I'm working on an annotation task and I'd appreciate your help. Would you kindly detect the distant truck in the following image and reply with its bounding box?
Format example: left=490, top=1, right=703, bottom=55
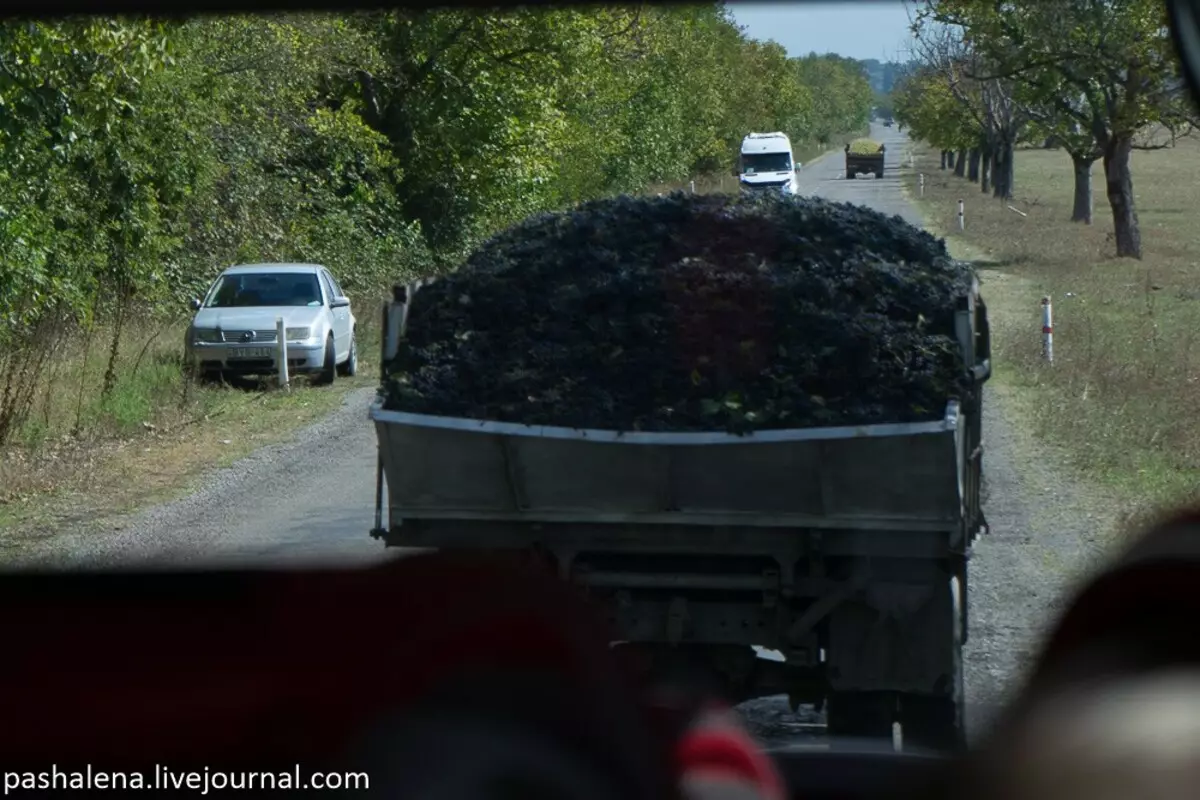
left=368, top=277, right=992, bottom=752
left=738, top=132, right=800, bottom=196
left=846, top=139, right=886, bottom=179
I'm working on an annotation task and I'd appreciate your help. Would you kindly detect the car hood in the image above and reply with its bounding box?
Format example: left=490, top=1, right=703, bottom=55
left=191, top=306, right=326, bottom=330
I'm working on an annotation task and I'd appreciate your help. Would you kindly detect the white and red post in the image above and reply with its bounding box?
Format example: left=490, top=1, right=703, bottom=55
left=1041, top=296, right=1054, bottom=363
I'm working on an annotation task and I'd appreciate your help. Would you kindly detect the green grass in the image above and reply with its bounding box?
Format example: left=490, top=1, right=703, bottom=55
left=906, top=137, right=1200, bottom=529
left=0, top=293, right=385, bottom=551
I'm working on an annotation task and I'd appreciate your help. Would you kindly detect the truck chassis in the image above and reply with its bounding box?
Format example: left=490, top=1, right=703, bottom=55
left=370, top=278, right=991, bottom=751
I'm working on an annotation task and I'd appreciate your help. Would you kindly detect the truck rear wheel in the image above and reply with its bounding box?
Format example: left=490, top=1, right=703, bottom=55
left=827, top=573, right=966, bottom=752
left=825, top=691, right=895, bottom=744
left=825, top=691, right=964, bottom=753
left=896, top=694, right=964, bottom=753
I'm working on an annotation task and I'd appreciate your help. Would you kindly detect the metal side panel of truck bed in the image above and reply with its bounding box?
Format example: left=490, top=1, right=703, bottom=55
left=369, top=400, right=970, bottom=535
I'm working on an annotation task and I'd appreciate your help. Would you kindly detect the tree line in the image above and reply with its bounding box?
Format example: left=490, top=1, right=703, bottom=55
left=0, top=7, right=873, bottom=445
left=892, top=0, right=1196, bottom=259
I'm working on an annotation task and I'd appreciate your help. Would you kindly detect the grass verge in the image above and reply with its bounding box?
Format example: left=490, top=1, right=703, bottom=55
left=905, top=138, right=1200, bottom=531
left=0, top=296, right=385, bottom=554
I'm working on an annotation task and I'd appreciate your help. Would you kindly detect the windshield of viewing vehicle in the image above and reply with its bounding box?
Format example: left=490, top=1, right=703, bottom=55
left=204, top=273, right=323, bottom=308
left=741, top=152, right=793, bottom=173
left=1, top=0, right=1198, bottom=760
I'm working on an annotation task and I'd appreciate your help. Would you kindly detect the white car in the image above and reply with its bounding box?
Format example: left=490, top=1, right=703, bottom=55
left=185, top=263, right=358, bottom=384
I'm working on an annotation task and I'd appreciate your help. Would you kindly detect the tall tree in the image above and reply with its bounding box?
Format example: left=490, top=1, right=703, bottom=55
left=919, top=0, right=1196, bottom=258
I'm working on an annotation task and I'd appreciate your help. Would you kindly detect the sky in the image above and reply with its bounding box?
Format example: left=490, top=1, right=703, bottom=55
left=726, top=1, right=917, bottom=62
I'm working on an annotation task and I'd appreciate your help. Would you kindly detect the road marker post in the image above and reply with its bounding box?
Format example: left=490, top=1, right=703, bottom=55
left=1042, top=296, right=1054, bottom=363
left=958, top=199, right=965, bottom=230
left=276, top=317, right=290, bottom=391
left=919, top=173, right=925, bottom=197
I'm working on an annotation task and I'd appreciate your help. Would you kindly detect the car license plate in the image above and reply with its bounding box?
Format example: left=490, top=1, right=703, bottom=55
left=228, top=347, right=274, bottom=359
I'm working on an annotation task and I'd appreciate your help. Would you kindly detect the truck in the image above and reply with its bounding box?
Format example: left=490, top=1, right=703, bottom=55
left=738, top=132, right=800, bottom=196
left=846, top=141, right=886, bottom=179
left=368, top=277, right=991, bottom=752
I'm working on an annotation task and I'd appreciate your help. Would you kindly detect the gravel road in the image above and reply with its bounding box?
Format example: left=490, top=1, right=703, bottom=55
left=11, top=385, right=390, bottom=570
left=767, top=123, right=1111, bottom=742
left=15, top=123, right=1109, bottom=748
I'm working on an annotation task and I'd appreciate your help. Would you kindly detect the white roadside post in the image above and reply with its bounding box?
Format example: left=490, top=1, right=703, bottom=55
left=373, top=281, right=419, bottom=539
left=919, top=173, right=925, bottom=197
left=690, top=180, right=696, bottom=195
left=385, top=284, right=410, bottom=361
left=276, top=317, right=290, bottom=391
left=1042, top=296, right=1054, bottom=363
left=957, top=199, right=965, bottom=230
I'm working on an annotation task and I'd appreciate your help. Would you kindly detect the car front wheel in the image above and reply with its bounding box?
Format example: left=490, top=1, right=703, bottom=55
left=315, top=335, right=337, bottom=385
left=337, top=333, right=357, bottom=377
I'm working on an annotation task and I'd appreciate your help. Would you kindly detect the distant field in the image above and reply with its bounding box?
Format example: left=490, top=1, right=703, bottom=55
left=908, top=136, right=1200, bottom=528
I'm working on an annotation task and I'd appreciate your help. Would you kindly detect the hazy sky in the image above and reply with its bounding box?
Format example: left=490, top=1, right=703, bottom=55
left=726, top=1, right=917, bottom=62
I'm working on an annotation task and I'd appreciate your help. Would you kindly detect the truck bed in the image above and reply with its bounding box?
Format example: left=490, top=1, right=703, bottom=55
left=367, top=279, right=990, bottom=733
left=370, top=400, right=971, bottom=532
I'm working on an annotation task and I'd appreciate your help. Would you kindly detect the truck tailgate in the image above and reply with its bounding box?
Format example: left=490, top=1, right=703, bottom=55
left=370, top=400, right=969, bottom=531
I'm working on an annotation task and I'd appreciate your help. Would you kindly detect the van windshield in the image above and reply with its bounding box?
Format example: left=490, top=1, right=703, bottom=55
left=741, top=152, right=793, bottom=174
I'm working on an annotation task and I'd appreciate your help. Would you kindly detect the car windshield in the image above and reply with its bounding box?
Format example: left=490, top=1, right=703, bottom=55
left=204, top=273, right=323, bottom=308
left=741, top=152, right=792, bottom=174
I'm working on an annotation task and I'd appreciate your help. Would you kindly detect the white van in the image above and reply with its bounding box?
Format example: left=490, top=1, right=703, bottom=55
left=739, top=132, right=800, bottom=196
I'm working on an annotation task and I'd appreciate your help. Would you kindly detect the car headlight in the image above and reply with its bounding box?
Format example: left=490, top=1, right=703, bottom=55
left=192, top=328, right=221, bottom=343
left=285, top=327, right=312, bottom=341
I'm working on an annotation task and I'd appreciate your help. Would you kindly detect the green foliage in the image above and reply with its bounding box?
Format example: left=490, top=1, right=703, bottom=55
left=0, top=7, right=876, bottom=366
left=919, top=0, right=1187, bottom=142
left=792, top=53, right=874, bottom=145
left=892, top=64, right=980, bottom=150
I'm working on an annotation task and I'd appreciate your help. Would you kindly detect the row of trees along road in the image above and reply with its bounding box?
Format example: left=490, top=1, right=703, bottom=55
left=894, top=0, right=1198, bottom=258
left=0, top=9, right=873, bottom=445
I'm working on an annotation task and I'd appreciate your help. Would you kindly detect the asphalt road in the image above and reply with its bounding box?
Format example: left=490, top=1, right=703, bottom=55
left=19, top=122, right=1107, bottom=748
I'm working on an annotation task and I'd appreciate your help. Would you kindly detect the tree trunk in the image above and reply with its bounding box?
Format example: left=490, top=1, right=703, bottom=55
left=954, top=150, right=967, bottom=177
left=991, top=141, right=1015, bottom=200
left=1102, top=134, right=1141, bottom=258
left=102, top=300, right=127, bottom=399
left=1069, top=152, right=1096, bottom=224
left=940, top=150, right=949, bottom=170
left=980, top=147, right=992, bottom=194
left=967, top=149, right=981, bottom=182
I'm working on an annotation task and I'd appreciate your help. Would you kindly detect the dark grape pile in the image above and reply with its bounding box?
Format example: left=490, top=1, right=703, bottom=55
left=381, top=192, right=979, bottom=434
